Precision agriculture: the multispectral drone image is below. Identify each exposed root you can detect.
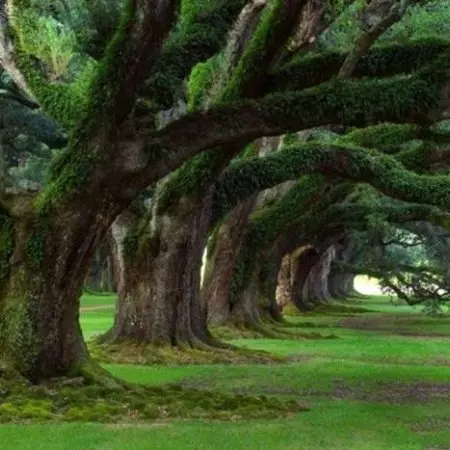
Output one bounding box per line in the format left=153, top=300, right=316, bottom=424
left=283, top=300, right=375, bottom=317
left=211, top=321, right=337, bottom=341
left=0, top=362, right=306, bottom=423
left=90, top=340, right=285, bottom=365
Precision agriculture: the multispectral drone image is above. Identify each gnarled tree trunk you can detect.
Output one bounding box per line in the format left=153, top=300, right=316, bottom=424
left=328, top=270, right=356, bottom=299
left=0, top=199, right=121, bottom=381
left=229, top=269, right=281, bottom=328
left=106, top=189, right=216, bottom=348
left=290, top=247, right=321, bottom=311
left=301, top=245, right=336, bottom=306
left=203, top=195, right=257, bottom=325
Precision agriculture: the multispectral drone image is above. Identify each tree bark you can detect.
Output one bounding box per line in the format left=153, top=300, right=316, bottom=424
left=275, top=254, right=292, bottom=312
left=84, top=238, right=116, bottom=292
left=203, top=195, right=257, bottom=325
left=106, top=189, right=216, bottom=347
left=301, top=245, right=336, bottom=306
left=290, top=247, right=322, bottom=311
left=229, top=270, right=281, bottom=328
left=328, top=270, right=356, bottom=299
left=0, top=198, right=121, bottom=381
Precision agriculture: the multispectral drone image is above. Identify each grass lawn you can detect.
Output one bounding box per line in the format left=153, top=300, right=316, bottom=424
left=1, top=289, right=449, bottom=449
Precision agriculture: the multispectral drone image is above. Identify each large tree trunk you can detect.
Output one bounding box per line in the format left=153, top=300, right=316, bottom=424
left=0, top=199, right=121, bottom=381
left=84, top=238, right=116, bottom=292
left=227, top=243, right=287, bottom=329
left=301, top=245, right=336, bottom=306
left=203, top=196, right=257, bottom=325
left=327, top=237, right=358, bottom=299
left=328, top=270, right=355, bottom=299
left=276, top=254, right=292, bottom=312
left=290, top=247, right=321, bottom=311
left=229, top=270, right=281, bottom=328
left=107, top=189, right=216, bottom=347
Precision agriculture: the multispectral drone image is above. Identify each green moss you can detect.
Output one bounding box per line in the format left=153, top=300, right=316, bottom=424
left=338, top=124, right=419, bottom=150
left=212, top=62, right=449, bottom=217
left=36, top=148, right=100, bottom=213
left=187, top=55, right=222, bottom=111
left=26, top=219, right=48, bottom=270
left=0, top=291, right=36, bottom=376
left=0, top=213, right=14, bottom=283
left=218, top=2, right=277, bottom=103
left=91, top=341, right=282, bottom=366
left=0, top=369, right=304, bottom=423
left=270, top=38, right=450, bottom=91
left=228, top=176, right=327, bottom=302
left=157, top=0, right=296, bottom=214
left=144, top=0, right=247, bottom=109
left=10, top=8, right=94, bottom=130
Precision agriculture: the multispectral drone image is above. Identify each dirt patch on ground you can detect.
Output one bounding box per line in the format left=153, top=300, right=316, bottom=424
left=328, top=381, right=450, bottom=404
left=105, top=421, right=172, bottom=429
left=178, top=377, right=450, bottom=405
left=411, top=417, right=450, bottom=432
left=339, top=314, right=450, bottom=337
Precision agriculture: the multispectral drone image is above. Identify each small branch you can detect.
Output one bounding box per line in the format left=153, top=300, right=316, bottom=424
left=0, top=0, right=37, bottom=103
left=338, top=0, right=409, bottom=78
left=0, top=183, right=39, bottom=218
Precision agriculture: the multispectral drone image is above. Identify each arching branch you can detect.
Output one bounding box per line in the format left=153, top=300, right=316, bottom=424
left=128, top=70, right=450, bottom=195
left=212, top=142, right=450, bottom=219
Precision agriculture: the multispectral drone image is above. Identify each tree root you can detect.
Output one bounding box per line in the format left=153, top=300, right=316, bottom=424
left=0, top=362, right=305, bottom=423
left=90, top=339, right=284, bottom=365
left=211, top=320, right=336, bottom=341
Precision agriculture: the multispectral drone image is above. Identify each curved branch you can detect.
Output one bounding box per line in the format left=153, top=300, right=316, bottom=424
left=212, top=142, right=450, bottom=219
left=269, top=39, right=450, bottom=92
left=0, top=0, right=36, bottom=102
left=7, top=0, right=177, bottom=134
left=128, top=70, right=450, bottom=193
left=141, top=0, right=248, bottom=109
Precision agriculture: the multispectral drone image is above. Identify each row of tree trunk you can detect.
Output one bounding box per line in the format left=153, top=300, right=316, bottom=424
left=99, top=192, right=360, bottom=351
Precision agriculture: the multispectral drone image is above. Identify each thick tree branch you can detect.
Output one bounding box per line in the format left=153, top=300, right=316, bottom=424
left=80, top=0, right=178, bottom=135
left=220, top=0, right=309, bottom=101
left=270, top=39, right=450, bottom=92
left=0, top=0, right=36, bottom=102
left=131, top=71, right=449, bottom=183
left=141, top=0, right=248, bottom=110
left=212, top=142, right=450, bottom=219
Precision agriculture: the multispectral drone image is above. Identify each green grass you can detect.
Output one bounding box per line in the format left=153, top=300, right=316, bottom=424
left=1, top=402, right=449, bottom=450
left=79, top=293, right=115, bottom=339
left=1, top=293, right=449, bottom=449
left=80, top=292, right=116, bottom=308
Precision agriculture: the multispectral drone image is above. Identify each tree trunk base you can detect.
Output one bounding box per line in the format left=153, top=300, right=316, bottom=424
left=0, top=360, right=304, bottom=423
left=91, top=338, right=283, bottom=365
left=211, top=317, right=333, bottom=341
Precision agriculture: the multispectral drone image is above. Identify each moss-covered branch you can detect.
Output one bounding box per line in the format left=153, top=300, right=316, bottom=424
left=212, top=141, right=450, bottom=220
left=140, top=69, right=449, bottom=190
left=10, top=0, right=177, bottom=134
left=154, top=0, right=311, bottom=214
left=269, top=39, right=450, bottom=92
left=219, top=0, right=308, bottom=102
left=231, top=182, right=450, bottom=299
left=142, top=0, right=248, bottom=109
